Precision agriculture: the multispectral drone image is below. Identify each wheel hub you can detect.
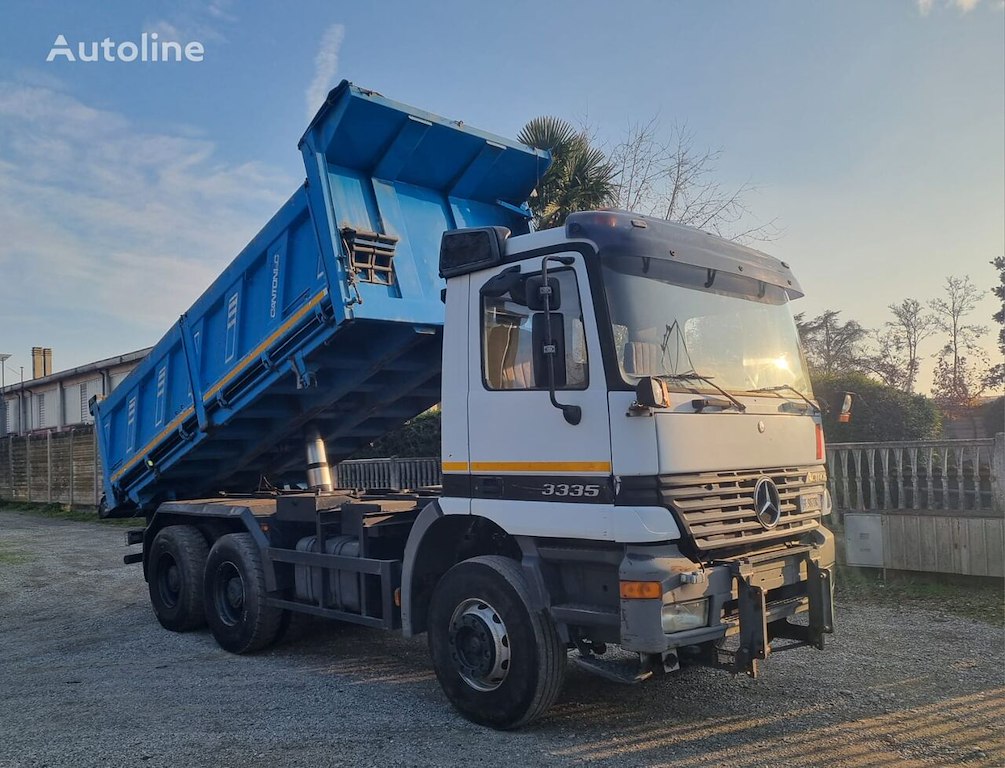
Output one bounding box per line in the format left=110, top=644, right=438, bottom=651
left=214, top=562, right=245, bottom=627
left=448, top=599, right=511, bottom=692
left=156, top=554, right=180, bottom=608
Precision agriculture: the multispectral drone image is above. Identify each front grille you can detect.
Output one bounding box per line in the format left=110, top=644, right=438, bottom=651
left=654, top=466, right=826, bottom=556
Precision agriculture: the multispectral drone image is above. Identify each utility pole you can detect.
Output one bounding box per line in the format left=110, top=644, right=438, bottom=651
left=0, top=353, right=9, bottom=436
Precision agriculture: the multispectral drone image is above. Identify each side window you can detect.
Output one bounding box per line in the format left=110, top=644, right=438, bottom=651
left=482, top=268, right=588, bottom=391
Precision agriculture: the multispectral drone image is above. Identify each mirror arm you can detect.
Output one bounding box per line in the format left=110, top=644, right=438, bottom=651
left=539, top=255, right=581, bottom=426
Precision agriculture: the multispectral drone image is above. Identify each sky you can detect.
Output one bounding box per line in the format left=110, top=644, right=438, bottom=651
left=0, top=0, right=1002, bottom=394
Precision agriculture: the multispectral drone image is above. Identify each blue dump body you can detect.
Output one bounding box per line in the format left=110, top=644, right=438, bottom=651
left=93, top=81, right=548, bottom=513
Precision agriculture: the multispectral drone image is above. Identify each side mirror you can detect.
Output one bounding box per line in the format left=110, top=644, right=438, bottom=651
left=635, top=377, right=670, bottom=409
left=525, top=275, right=562, bottom=311
left=532, top=312, right=567, bottom=389
left=838, top=392, right=854, bottom=423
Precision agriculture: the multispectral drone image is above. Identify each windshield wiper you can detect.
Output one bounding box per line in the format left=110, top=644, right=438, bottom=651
left=747, top=384, right=820, bottom=414
left=661, top=371, right=746, bottom=412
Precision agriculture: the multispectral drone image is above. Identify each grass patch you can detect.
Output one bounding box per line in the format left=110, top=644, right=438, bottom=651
left=0, top=502, right=144, bottom=528
left=836, top=565, right=1004, bottom=627
left=0, top=541, right=32, bottom=565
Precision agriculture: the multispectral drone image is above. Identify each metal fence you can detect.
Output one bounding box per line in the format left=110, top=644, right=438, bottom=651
left=0, top=427, right=101, bottom=506
left=335, top=457, right=441, bottom=490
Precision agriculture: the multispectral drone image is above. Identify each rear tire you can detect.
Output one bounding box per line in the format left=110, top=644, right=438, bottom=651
left=428, top=555, right=566, bottom=729
left=148, top=525, right=209, bottom=632
left=204, top=533, right=283, bottom=654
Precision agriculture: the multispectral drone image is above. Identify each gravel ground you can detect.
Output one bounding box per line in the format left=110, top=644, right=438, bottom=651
left=0, top=508, right=1002, bottom=768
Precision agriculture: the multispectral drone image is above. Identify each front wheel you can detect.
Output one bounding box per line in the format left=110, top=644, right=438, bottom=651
left=204, top=533, right=283, bottom=654
left=428, top=555, right=566, bottom=729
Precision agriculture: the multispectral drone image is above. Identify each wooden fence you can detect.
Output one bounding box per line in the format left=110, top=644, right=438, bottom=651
left=0, top=427, right=102, bottom=506
left=830, top=436, right=1005, bottom=578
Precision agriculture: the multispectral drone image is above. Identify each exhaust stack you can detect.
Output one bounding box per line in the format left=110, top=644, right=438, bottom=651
left=304, top=425, right=333, bottom=492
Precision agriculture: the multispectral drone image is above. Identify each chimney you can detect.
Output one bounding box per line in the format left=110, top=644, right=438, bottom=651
left=31, top=347, right=53, bottom=379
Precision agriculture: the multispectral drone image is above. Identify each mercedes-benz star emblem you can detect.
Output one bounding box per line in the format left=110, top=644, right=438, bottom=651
left=753, top=477, right=782, bottom=529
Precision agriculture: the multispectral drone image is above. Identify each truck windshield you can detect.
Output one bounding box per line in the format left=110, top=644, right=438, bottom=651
left=602, top=253, right=812, bottom=396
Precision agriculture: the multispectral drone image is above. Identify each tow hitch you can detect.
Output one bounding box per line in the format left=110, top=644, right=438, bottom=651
left=710, top=546, right=834, bottom=678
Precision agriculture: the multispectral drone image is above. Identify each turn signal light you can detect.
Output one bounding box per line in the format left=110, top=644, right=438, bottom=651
left=620, top=581, right=662, bottom=599
left=816, top=423, right=825, bottom=460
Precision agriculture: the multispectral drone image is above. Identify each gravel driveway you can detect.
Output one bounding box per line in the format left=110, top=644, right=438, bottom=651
left=0, top=508, right=1002, bottom=768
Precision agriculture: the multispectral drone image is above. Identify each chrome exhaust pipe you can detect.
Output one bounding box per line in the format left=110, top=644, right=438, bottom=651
left=304, top=425, right=333, bottom=492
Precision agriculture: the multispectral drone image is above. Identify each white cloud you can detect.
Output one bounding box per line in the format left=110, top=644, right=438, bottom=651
left=0, top=80, right=295, bottom=368
left=144, top=0, right=236, bottom=44
left=917, top=0, right=995, bottom=13
left=306, top=24, right=346, bottom=120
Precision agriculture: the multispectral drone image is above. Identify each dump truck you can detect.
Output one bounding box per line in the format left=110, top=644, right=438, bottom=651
left=94, top=81, right=835, bottom=729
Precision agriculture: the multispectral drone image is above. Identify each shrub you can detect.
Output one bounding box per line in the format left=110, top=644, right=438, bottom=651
left=350, top=409, right=441, bottom=458
left=813, top=372, right=942, bottom=442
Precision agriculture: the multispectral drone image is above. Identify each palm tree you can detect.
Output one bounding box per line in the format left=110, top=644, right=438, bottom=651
left=518, top=116, right=616, bottom=230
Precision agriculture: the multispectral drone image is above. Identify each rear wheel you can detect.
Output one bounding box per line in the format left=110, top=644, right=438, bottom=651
left=204, top=533, right=283, bottom=654
left=147, top=525, right=209, bottom=632
left=428, top=555, right=566, bottom=729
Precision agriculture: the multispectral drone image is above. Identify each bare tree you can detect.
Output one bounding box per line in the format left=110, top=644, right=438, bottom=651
left=861, top=328, right=910, bottom=390
left=885, top=298, right=936, bottom=393
left=608, top=118, right=779, bottom=242
left=795, top=310, right=868, bottom=375
left=929, top=275, right=988, bottom=409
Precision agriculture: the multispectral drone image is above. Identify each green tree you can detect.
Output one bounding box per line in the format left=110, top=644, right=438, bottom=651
left=350, top=409, right=441, bottom=459
left=813, top=372, right=942, bottom=443
left=518, top=116, right=616, bottom=230
left=984, top=256, right=1005, bottom=390
left=795, top=310, right=868, bottom=376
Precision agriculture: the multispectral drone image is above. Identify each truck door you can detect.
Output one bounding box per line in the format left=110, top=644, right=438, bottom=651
left=463, top=252, right=614, bottom=539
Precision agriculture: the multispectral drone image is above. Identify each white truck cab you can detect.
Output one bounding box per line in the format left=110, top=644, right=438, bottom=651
left=403, top=210, right=834, bottom=724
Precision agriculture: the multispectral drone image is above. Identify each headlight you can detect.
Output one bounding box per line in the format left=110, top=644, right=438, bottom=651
left=661, top=599, right=709, bottom=633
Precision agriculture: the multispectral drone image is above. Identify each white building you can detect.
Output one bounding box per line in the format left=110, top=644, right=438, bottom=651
left=1, top=348, right=150, bottom=436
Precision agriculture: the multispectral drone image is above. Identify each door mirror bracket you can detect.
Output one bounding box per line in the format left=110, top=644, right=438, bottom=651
left=536, top=254, right=581, bottom=425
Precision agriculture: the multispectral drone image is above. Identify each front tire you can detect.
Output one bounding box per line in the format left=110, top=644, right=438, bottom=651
left=428, top=555, right=566, bottom=729
left=148, top=525, right=209, bottom=632
left=204, top=533, right=283, bottom=654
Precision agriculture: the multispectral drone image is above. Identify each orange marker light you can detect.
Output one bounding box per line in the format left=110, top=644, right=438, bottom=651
left=620, top=581, right=662, bottom=599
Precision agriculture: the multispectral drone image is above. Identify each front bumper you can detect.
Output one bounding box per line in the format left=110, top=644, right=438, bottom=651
left=618, top=530, right=835, bottom=676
